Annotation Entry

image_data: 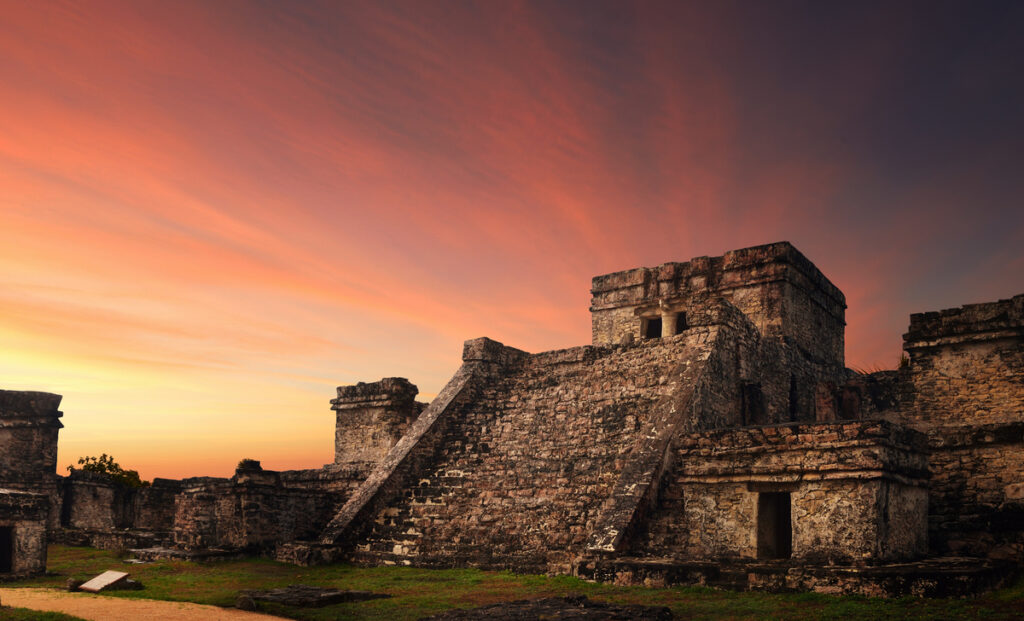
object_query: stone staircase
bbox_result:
[348,466,467,566]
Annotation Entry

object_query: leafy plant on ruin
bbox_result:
[69,453,149,488]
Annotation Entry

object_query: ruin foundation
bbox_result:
[3,242,1022,596]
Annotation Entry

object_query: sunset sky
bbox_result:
[2,1,1022,479]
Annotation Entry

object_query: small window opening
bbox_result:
[0,526,13,573]
[642,317,662,339]
[788,375,799,421]
[741,382,766,426]
[674,313,688,334]
[757,492,792,559]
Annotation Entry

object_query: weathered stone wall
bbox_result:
[61,473,130,531]
[56,472,184,549]
[900,294,1023,427]
[637,421,928,563]
[172,467,343,552]
[132,478,184,531]
[590,242,845,367]
[0,390,63,529]
[331,378,425,467]
[345,325,746,574]
[0,490,49,577]
[898,295,1024,561]
[927,423,1024,560]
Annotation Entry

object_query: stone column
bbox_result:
[330,378,420,466]
[661,311,679,338]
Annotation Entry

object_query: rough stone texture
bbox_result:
[0,390,63,530]
[900,295,1024,426]
[643,421,929,563]
[0,489,49,577]
[0,390,61,576]
[589,242,846,367]
[576,556,1014,598]
[8,242,1023,597]
[332,378,425,467]
[927,423,1024,560]
[172,467,342,552]
[896,295,1024,563]
[419,595,673,620]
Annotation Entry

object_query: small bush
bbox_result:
[69,454,148,487]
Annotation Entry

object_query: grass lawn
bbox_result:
[4,545,1022,620]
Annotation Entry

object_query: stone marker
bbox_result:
[79,570,129,593]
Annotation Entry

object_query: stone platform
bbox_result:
[575,556,1017,598]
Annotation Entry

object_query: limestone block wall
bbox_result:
[900,294,1024,427]
[590,242,845,367]
[131,478,184,531]
[898,294,1024,560]
[172,469,341,552]
[641,421,928,563]
[348,331,733,574]
[0,391,63,488]
[0,490,49,577]
[331,378,425,467]
[61,474,130,531]
[0,390,63,529]
[928,423,1024,560]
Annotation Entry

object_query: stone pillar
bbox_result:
[330,378,420,466]
[661,311,679,338]
[0,391,63,489]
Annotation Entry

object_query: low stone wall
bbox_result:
[928,422,1024,560]
[576,556,1014,598]
[639,421,928,563]
[901,294,1024,426]
[173,468,344,552]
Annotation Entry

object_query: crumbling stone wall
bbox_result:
[0,391,63,529]
[590,242,846,367]
[173,466,343,552]
[331,378,426,467]
[57,472,183,548]
[901,295,1024,427]
[636,421,928,563]
[61,471,132,531]
[339,315,764,574]
[898,295,1024,561]
[927,424,1024,560]
[0,490,49,577]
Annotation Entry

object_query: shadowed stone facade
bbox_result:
[8,242,1024,596]
[0,390,63,577]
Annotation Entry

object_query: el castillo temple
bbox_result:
[2,241,1022,597]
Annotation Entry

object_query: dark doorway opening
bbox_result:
[757,492,792,559]
[643,317,662,339]
[0,526,13,573]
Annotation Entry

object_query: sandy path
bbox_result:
[0,587,283,620]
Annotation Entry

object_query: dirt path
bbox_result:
[0,587,283,620]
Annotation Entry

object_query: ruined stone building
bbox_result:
[1,242,1022,595]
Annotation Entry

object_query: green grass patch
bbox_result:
[3,546,1022,620]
